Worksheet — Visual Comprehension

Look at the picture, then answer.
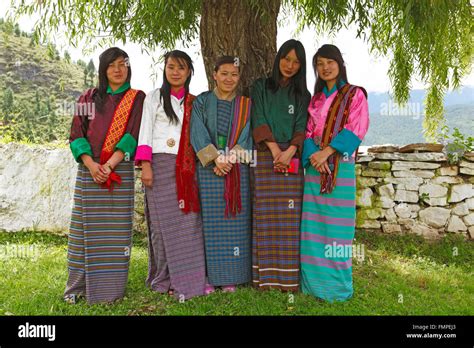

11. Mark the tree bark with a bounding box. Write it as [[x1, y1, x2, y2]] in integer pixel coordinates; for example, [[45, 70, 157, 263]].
[[200, 0, 280, 96]]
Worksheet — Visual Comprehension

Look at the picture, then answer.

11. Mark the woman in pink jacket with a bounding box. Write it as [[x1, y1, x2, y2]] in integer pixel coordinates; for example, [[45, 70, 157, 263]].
[[300, 44, 369, 302]]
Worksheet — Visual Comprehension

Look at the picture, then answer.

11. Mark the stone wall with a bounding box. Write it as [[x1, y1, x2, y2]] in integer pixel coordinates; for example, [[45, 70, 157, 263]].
[[1, 142, 473, 240], [355, 144, 474, 239]]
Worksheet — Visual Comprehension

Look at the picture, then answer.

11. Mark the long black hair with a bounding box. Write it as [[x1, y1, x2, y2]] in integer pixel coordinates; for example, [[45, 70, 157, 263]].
[[267, 39, 308, 100], [160, 50, 194, 125], [312, 44, 348, 96], [95, 47, 131, 112]]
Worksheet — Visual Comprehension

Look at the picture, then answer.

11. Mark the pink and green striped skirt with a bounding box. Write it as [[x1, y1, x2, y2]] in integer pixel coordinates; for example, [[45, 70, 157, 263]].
[[300, 159, 356, 302]]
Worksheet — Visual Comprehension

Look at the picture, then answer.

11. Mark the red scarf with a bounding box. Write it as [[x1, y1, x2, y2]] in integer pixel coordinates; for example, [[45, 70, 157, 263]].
[[99, 89, 139, 191], [319, 84, 358, 194], [176, 94, 200, 213], [224, 96, 252, 217]]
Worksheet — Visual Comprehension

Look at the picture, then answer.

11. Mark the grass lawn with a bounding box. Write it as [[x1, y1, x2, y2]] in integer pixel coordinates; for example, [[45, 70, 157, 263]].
[[0, 230, 472, 316]]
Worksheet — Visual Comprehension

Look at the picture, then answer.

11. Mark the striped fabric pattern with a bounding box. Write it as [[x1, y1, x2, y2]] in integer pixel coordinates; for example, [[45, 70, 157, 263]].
[[144, 153, 206, 299], [300, 158, 356, 302], [197, 164, 252, 286], [217, 100, 232, 136], [252, 143, 304, 292], [64, 160, 134, 304]]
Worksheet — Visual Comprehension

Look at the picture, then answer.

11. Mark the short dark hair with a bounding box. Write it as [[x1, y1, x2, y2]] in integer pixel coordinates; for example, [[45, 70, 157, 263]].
[[214, 56, 240, 72]]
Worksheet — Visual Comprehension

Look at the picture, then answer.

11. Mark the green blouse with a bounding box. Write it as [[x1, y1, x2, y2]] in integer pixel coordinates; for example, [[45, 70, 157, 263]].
[[250, 77, 310, 155]]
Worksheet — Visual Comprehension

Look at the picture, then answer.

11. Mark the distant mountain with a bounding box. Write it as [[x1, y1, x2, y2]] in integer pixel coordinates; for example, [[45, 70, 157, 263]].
[[362, 104, 474, 146], [367, 87, 474, 114]]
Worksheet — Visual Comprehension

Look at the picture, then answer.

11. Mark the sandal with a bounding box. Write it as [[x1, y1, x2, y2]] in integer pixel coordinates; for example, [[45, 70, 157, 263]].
[[222, 285, 236, 293], [204, 283, 215, 295]]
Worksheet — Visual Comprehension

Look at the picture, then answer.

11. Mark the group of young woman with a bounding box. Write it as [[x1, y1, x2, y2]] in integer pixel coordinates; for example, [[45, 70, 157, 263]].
[[64, 39, 369, 306]]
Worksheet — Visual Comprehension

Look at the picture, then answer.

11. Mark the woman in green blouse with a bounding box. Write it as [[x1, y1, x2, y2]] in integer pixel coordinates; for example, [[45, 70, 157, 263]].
[[250, 39, 310, 292]]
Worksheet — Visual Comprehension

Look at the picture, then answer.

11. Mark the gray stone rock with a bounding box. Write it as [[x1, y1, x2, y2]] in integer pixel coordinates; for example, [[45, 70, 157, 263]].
[[368, 161, 392, 170], [463, 213, 474, 226], [452, 202, 470, 216], [376, 183, 395, 198], [430, 176, 465, 185], [361, 169, 392, 178], [391, 161, 440, 170], [419, 207, 451, 228], [393, 170, 435, 178], [372, 152, 447, 162], [419, 183, 448, 198], [409, 222, 440, 240], [381, 222, 402, 234], [460, 160, 474, 169], [394, 203, 412, 219], [394, 189, 419, 203], [446, 215, 467, 232], [357, 177, 378, 187], [468, 226, 474, 239], [449, 184, 474, 203], [384, 177, 423, 191], [356, 220, 381, 229], [383, 208, 397, 221], [438, 166, 459, 176], [466, 198, 474, 210], [356, 188, 373, 207], [460, 167, 474, 175]]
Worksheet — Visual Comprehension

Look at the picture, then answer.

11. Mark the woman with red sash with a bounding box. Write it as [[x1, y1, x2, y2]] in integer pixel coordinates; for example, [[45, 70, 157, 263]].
[[135, 50, 206, 300], [65, 47, 145, 304], [300, 44, 369, 302]]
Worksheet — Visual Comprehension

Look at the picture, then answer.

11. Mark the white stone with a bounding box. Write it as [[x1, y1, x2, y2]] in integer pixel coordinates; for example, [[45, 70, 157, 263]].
[[463, 213, 474, 226], [460, 160, 474, 169], [419, 183, 448, 198], [393, 170, 435, 178], [391, 161, 440, 170], [381, 222, 402, 234], [466, 198, 474, 210], [357, 220, 381, 229], [430, 176, 465, 185], [376, 183, 395, 198], [394, 189, 419, 203], [423, 197, 448, 206], [384, 208, 397, 222], [356, 188, 373, 207], [409, 222, 440, 240], [368, 161, 391, 170], [377, 196, 395, 208], [372, 152, 447, 162], [357, 177, 378, 187], [398, 218, 415, 226], [438, 166, 459, 176], [449, 184, 474, 203], [468, 226, 474, 239], [0, 143, 77, 232], [452, 202, 470, 216], [356, 155, 375, 163], [460, 167, 474, 175], [361, 169, 392, 178], [419, 207, 451, 228], [394, 203, 412, 219], [446, 215, 467, 233], [384, 177, 423, 191]]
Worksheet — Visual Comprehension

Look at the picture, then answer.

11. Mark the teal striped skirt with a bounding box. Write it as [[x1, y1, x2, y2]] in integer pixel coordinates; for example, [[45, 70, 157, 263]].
[[300, 160, 356, 302]]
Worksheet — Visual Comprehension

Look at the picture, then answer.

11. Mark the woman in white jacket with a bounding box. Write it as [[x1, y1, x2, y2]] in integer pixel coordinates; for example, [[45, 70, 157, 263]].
[[135, 50, 206, 300]]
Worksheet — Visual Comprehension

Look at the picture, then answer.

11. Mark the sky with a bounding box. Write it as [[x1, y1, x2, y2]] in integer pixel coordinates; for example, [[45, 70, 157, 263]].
[[2, 2, 473, 95]]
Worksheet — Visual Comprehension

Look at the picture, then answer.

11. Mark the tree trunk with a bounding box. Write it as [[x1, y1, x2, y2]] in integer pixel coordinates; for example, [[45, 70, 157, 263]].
[[200, 0, 280, 96]]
